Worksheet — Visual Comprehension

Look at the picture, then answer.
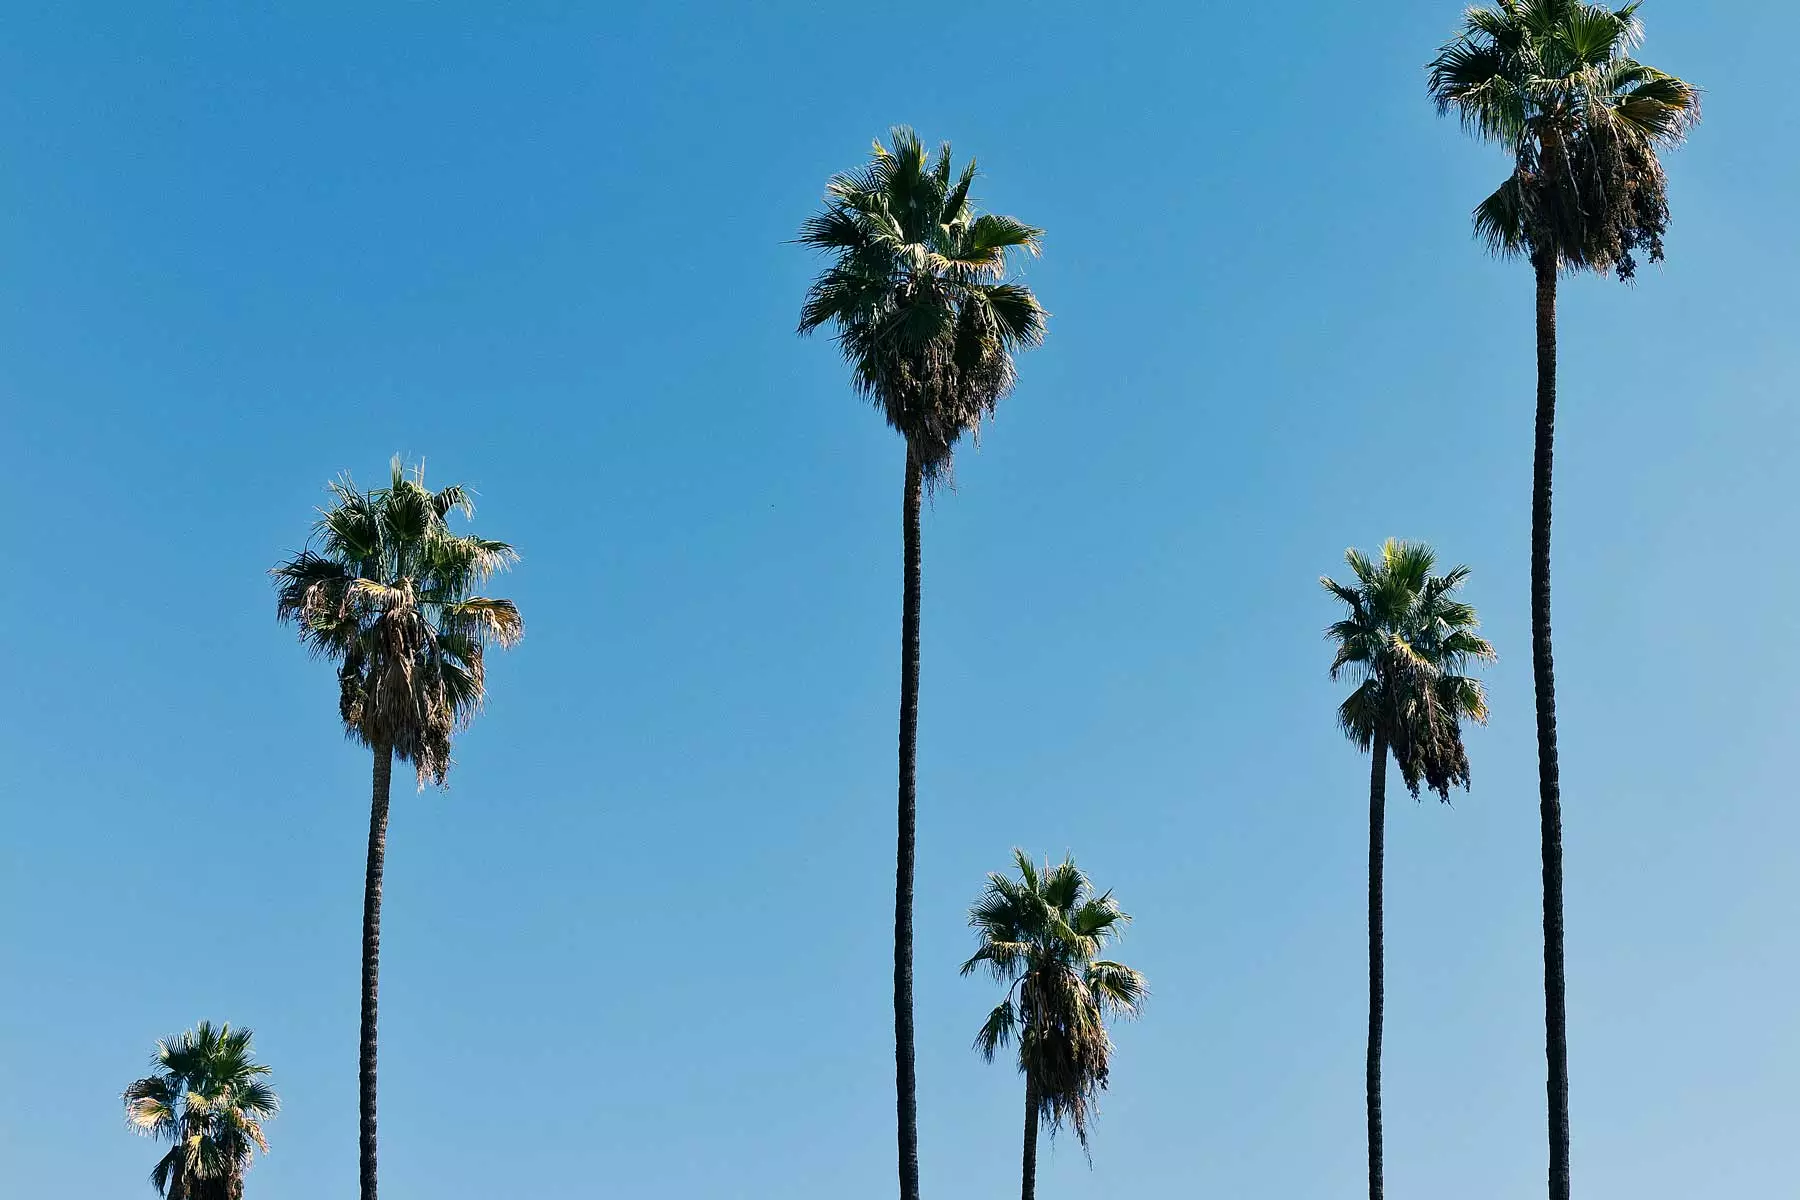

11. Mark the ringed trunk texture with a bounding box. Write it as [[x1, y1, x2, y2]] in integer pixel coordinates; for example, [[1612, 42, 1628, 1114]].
[[1367, 732, 1387, 1200], [1532, 253, 1572, 1200], [360, 743, 394, 1200], [1020, 1073, 1040, 1200], [894, 451, 924, 1200]]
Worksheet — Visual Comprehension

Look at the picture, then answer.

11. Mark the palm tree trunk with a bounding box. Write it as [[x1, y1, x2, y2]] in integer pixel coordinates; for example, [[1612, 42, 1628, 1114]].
[[1367, 732, 1387, 1200], [360, 741, 393, 1200], [1020, 1072, 1040, 1200], [1532, 251, 1571, 1200], [895, 450, 924, 1200]]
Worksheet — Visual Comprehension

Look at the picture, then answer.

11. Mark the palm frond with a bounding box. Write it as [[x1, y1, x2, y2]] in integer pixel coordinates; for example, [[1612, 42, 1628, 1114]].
[[942, 159, 978, 223], [960, 940, 1031, 981], [973, 1000, 1017, 1062], [440, 597, 524, 649], [431, 482, 475, 520], [947, 213, 1044, 279], [1087, 961, 1148, 1017], [1011, 848, 1039, 893], [1559, 3, 1632, 67], [1040, 857, 1086, 913], [1336, 679, 1382, 751], [124, 1076, 178, 1135], [968, 282, 1048, 349], [1611, 70, 1701, 142], [1320, 576, 1366, 613], [796, 205, 878, 255], [1072, 894, 1129, 939], [1428, 40, 1529, 144], [1473, 174, 1529, 257], [149, 1146, 182, 1196]]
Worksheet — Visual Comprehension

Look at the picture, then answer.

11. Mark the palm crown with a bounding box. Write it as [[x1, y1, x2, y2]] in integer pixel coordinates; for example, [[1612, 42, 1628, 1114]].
[[962, 851, 1146, 1150], [123, 1022, 279, 1200], [1428, 0, 1700, 277], [1323, 540, 1496, 799], [272, 458, 523, 785], [798, 127, 1047, 484]]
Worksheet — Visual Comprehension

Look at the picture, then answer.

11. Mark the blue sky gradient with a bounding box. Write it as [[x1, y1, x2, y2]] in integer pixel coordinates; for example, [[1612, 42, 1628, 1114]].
[[3, 3, 1796, 1196]]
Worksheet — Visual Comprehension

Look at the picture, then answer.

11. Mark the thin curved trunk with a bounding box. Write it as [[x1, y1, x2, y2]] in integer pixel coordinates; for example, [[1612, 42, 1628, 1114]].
[[895, 450, 923, 1200], [1367, 732, 1387, 1200], [1020, 1072, 1040, 1200], [360, 742, 393, 1200], [1532, 252, 1571, 1200]]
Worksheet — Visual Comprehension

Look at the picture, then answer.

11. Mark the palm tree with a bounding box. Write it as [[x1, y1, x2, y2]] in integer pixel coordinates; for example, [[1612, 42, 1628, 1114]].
[[123, 1021, 279, 1200], [1323, 539, 1495, 1200], [272, 458, 522, 1200], [797, 127, 1047, 1200], [961, 851, 1146, 1200], [1428, 8, 1698, 1196]]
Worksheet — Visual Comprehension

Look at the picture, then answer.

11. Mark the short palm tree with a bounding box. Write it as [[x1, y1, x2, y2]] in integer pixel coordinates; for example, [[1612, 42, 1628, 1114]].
[[1323, 539, 1494, 1200], [272, 458, 522, 1200], [798, 127, 1047, 1200], [962, 851, 1146, 1200], [1429, 8, 1698, 1196], [123, 1021, 279, 1200]]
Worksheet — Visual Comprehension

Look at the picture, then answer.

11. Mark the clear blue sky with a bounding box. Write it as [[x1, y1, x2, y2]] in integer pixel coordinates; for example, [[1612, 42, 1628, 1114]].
[[2, 3, 1794, 1196]]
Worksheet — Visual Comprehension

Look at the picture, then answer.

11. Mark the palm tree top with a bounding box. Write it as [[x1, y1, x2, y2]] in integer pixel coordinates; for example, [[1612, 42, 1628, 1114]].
[[1323, 539, 1496, 801], [962, 851, 1136, 984], [1427, 1, 1700, 276], [280, 457, 518, 609], [797, 127, 1047, 485], [1428, 2, 1695, 141], [272, 456, 523, 785], [124, 1021, 279, 1198], [963, 850, 1146, 1151]]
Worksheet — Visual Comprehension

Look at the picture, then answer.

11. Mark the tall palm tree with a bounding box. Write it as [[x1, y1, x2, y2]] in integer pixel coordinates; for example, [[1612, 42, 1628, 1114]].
[[1429, 8, 1698, 1196], [272, 458, 522, 1200], [798, 128, 1047, 1200], [961, 851, 1146, 1200], [1323, 539, 1495, 1200], [123, 1021, 279, 1200]]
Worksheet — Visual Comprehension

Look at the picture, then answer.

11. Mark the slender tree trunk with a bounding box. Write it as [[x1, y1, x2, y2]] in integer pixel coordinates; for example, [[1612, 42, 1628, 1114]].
[[360, 742, 393, 1200], [1020, 1072, 1040, 1200], [1367, 732, 1387, 1200], [895, 450, 924, 1200], [1532, 252, 1572, 1200]]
